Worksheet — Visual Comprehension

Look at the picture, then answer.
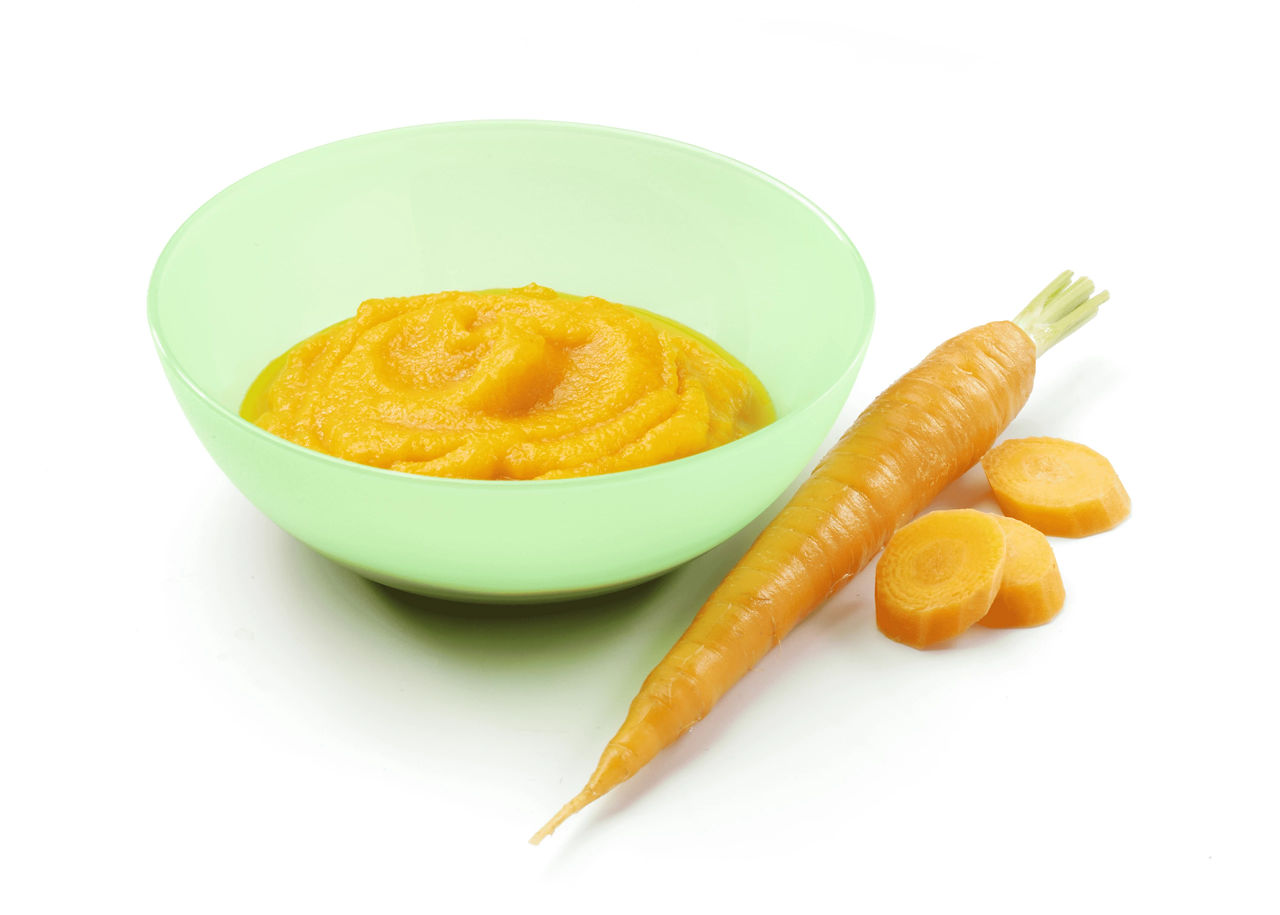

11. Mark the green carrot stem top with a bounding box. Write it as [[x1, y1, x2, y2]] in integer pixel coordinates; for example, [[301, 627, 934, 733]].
[[1014, 270, 1110, 356]]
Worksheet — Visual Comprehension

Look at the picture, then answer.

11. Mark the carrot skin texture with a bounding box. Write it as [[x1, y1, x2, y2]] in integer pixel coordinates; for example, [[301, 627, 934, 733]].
[[531, 321, 1037, 843]]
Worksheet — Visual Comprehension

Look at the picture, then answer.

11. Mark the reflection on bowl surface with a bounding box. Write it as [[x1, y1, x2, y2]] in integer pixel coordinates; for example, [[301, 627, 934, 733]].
[[148, 120, 873, 603]]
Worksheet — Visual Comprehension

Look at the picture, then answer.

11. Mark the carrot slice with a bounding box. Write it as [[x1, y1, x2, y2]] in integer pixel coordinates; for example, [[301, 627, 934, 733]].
[[979, 516, 1065, 628], [875, 509, 1007, 648], [981, 436, 1130, 537]]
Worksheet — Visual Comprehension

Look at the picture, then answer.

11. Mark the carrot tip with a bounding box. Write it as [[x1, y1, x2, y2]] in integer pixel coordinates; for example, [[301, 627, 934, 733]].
[[529, 788, 596, 846]]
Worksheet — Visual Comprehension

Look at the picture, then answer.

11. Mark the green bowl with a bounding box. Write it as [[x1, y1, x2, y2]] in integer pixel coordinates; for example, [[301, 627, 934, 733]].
[[148, 121, 873, 602]]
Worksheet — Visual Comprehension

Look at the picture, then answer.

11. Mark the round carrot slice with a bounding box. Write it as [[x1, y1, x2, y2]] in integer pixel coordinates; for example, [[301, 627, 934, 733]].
[[981, 436, 1130, 537], [979, 516, 1065, 628], [875, 509, 1007, 649]]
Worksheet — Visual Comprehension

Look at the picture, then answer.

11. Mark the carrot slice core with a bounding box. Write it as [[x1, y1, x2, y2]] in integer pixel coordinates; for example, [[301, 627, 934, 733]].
[[875, 509, 1007, 648]]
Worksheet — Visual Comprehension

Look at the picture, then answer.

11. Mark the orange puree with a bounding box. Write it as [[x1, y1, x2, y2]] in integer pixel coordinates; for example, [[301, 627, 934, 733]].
[[241, 284, 774, 480]]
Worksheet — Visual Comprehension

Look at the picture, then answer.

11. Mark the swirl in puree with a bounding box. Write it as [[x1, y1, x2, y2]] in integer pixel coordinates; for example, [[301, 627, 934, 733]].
[[242, 284, 774, 480]]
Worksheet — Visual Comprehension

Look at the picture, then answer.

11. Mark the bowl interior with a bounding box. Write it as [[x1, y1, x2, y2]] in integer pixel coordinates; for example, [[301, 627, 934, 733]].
[[151, 121, 870, 426]]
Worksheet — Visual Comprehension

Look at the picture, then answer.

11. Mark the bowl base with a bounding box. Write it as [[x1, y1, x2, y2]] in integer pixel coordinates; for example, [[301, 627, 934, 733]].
[[322, 551, 680, 606]]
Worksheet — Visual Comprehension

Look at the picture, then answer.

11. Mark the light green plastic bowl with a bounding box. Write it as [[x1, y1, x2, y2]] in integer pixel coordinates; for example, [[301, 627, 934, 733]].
[[149, 121, 873, 603]]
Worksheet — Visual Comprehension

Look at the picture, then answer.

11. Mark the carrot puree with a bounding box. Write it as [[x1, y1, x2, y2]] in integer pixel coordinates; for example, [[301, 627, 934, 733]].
[[241, 284, 773, 480]]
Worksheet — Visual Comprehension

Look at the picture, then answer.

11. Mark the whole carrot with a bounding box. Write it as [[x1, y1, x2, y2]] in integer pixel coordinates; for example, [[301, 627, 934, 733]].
[[531, 271, 1109, 843]]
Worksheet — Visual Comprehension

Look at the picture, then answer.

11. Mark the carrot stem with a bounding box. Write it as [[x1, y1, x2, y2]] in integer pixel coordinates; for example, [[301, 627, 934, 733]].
[[1013, 271, 1110, 356]]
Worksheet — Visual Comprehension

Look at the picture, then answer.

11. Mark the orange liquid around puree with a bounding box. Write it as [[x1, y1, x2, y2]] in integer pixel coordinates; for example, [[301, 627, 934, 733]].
[[241, 284, 774, 480]]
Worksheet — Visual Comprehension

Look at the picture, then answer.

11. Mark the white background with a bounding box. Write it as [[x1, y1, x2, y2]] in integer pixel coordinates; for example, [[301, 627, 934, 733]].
[[5, 1, 1278, 912]]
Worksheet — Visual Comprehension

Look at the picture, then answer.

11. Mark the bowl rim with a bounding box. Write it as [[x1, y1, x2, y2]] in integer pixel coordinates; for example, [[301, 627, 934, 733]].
[[147, 118, 875, 491]]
